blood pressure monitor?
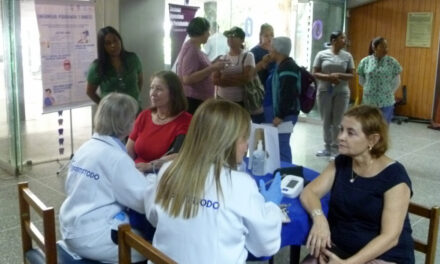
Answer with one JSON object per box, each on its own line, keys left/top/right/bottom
{"left": 281, "top": 175, "right": 304, "bottom": 198}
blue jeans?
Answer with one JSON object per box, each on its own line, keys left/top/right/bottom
{"left": 381, "top": 105, "right": 394, "bottom": 124}
{"left": 279, "top": 114, "right": 298, "bottom": 163}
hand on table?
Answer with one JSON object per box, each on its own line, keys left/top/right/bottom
{"left": 306, "top": 215, "right": 332, "bottom": 258}
{"left": 258, "top": 172, "right": 282, "bottom": 205}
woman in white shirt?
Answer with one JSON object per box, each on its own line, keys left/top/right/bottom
{"left": 213, "top": 26, "right": 255, "bottom": 106}
{"left": 144, "top": 99, "right": 283, "bottom": 264}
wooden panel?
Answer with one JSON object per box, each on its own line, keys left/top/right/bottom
{"left": 348, "top": 0, "right": 439, "bottom": 119}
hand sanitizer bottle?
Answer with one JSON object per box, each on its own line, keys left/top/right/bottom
{"left": 252, "top": 140, "right": 265, "bottom": 176}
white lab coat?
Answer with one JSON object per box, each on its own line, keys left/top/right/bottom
{"left": 59, "top": 134, "right": 150, "bottom": 262}
{"left": 145, "top": 162, "right": 282, "bottom": 264}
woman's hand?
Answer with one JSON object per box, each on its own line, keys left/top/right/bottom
{"left": 306, "top": 215, "right": 332, "bottom": 258}
{"left": 135, "top": 162, "right": 152, "bottom": 173}
{"left": 321, "top": 248, "right": 347, "bottom": 264}
{"left": 272, "top": 117, "right": 282, "bottom": 127}
{"left": 329, "top": 73, "right": 340, "bottom": 84}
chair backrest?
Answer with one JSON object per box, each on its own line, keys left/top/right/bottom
{"left": 118, "top": 224, "right": 177, "bottom": 264}
{"left": 408, "top": 202, "right": 440, "bottom": 264}
{"left": 18, "top": 182, "right": 57, "bottom": 264}
{"left": 395, "top": 85, "right": 407, "bottom": 105}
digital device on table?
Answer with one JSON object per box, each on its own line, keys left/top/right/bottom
{"left": 281, "top": 175, "right": 304, "bottom": 198}
{"left": 273, "top": 166, "right": 311, "bottom": 186}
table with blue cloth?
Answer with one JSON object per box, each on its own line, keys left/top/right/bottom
{"left": 247, "top": 161, "right": 330, "bottom": 264}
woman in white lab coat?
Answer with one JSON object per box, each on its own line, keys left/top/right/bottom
{"left": 59, "top": 93, "right": 151, "bottom": 263}
{"left": 144, "top": 99, "right": 283, "bottom": 264}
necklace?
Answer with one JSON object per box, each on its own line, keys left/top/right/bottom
{"left": 156, "top": 113, "right": 168, "bottom": 121}
{"left": 350, "top": 158, "right": 374, "bottom": 183}
{"left": 350, "top": 169, "right": 357, "bottom": 183}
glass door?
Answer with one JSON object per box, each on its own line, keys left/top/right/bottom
{"left": 1, "top": 0, "right": 22, "bottom": 174}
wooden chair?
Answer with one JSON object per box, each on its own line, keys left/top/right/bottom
{"left": 118, "top": 224, "right": 177, "bottom": 264}
{"left": 18, "top": 181, "right": 57, "bottom": 264}
{"left": 408, "top": 202, "right": 440, "bottom": 264}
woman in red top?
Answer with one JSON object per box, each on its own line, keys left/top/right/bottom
{"left": 127, "top": 71, "right": 192, "bottom": 173}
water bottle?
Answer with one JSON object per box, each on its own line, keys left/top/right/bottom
{"left": 252, "top": 140, "right": 265, "bottom": 176}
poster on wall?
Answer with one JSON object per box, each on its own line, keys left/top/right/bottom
{"left": 406, "top": 12, "right": 433, "bottom": 48}
{"left": 169, "top": 4, "right": 199, "bottom": 67}
{"left": 35, "top": 0, "right": 96, "bottom": 113}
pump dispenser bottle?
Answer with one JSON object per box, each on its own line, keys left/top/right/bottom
{"left": 252, "top": 140, "right": 265, "bottom": 176}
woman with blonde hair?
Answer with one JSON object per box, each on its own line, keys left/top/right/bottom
{"left": 144, "top": 99, "right": 283, "bottom": 264}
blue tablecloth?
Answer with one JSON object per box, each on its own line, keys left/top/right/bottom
{"left": 247, "top": 161, "right": 330, "bottom": 261}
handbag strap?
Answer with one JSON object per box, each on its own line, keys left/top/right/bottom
{"left": 241, "top": 52, "right": 249, "bottom": 70}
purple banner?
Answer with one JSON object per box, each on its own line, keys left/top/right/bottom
{"left": 169, "top": 4, "right": 199, "bottom": 66}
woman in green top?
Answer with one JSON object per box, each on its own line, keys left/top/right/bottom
{"left": 357, "top": 37, "right": 402, "bottom": 123}
{"left": 86, "top": 26, "right": 143, "bottom": 105}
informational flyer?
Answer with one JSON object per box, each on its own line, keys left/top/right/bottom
{"left": 35, "top": 0, "right": 96, "bottom": 113}
{"left": 406, "top": 12, "right": 433, "bottom": 48}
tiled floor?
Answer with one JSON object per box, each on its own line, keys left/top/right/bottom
{"left": 1, "top": 120, "right": 439, "bottom": 264}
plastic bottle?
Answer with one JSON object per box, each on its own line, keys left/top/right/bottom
{"left": 252, "top": 140, "right": 265, "bottom": 176}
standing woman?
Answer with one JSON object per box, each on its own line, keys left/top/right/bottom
{"left": 313, "top": 31, "right": 355, "bottom": 158}
{"left": 127, "top": 71, "right": 191, "bottom": 173}
{"left": 213, "top": 27, "right": 255, "bottom": 107}
{"left": 86, "top": 26, "right": 143, "bottom": 105}
{"left": 358, "top": 36, "right": 402, "bottom": 123}
{"left": 251, "top": 23, "right": 276, "bottom": 123}
{"left": 177, "top": 17, "right": 225, "bottom": 114}
{"left": 144, "top": 99, "right": 283, "bottom": 264}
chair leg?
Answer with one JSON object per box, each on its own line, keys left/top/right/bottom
{"left": 290, "top": 245, "right": 301, "bottom": 264}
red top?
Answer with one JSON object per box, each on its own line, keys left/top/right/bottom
{"left": 129, "top": 109, "right": 192, "bottom": 163}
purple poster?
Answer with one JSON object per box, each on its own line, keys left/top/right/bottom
{"left": 169, "top": 4, "right": 199, "bottom": 66}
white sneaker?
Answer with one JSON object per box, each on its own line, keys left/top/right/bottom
{"left": 316, "top": 149, "right": 331, "bottom": 157}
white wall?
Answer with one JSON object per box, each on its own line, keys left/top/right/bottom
{"left": 120, "top": 0, "right": 165, "bottom": 108}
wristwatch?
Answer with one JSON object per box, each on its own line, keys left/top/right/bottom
{"left": 311, "top": 209, "right": 323, "bottom": 218}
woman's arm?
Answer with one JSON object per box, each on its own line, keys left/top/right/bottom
{"left": 181, "top": 61, "right": 224, "bottom": 85}
{"left": 327, "top": 183, "right": 411, "bottom": 264}
{"left": 86, "top": 83, "right": 100, "bottom": 104}
{"left": 300, "top": 162, "right": 337, "bottom": 257}
{"left": 255, "top": 54, "right": 273, "bottom": 72}
{"left": 216, "top": 65, "right": 254, "bottom": 86}
{"left": 313, "top": 67, "right": 339, "bottom": 84}
{"left": 392, "top": 74, "right": 401, "bottom": 93}
{"left": 126, "top": 139, "right": 136, "bottom": 160}
{"left": 334, "top": 68, "right": 354, "bottom": 81}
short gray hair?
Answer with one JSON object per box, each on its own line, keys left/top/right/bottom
{"left": 272, "top": 36, "right": 291, "bottom": 57}
{"left": 94, "top": 93, "right": 138, "bottom": 138}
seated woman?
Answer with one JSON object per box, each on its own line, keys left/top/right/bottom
{"left": 300, "top": 105, "right": 414, "bottom": 264}
{"left": 144, "top": 99, "right": 283, "bottom": 264}
{"left": 127, "top": 71, "right": 192, "bottom": 173}
{"left": 59, "top": 93, "right": 152, "bottom": 263}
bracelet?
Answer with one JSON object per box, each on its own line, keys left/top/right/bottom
{"left": 311, "top": 209, "right": 323, "bottom": 218}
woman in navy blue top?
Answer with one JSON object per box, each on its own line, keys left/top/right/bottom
{"left": 300, "top": 105, "right": 414, "bottom": 264}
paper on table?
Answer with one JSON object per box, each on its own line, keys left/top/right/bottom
{"left": 262, "top": 122, "right": 294, "bottom": 134}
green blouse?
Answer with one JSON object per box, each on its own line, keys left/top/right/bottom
{"left": 87, "top": 52, "right": 142, "bottom": 101}
{"left": 357, "top": 55, "right": 402, "bottom": 107}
